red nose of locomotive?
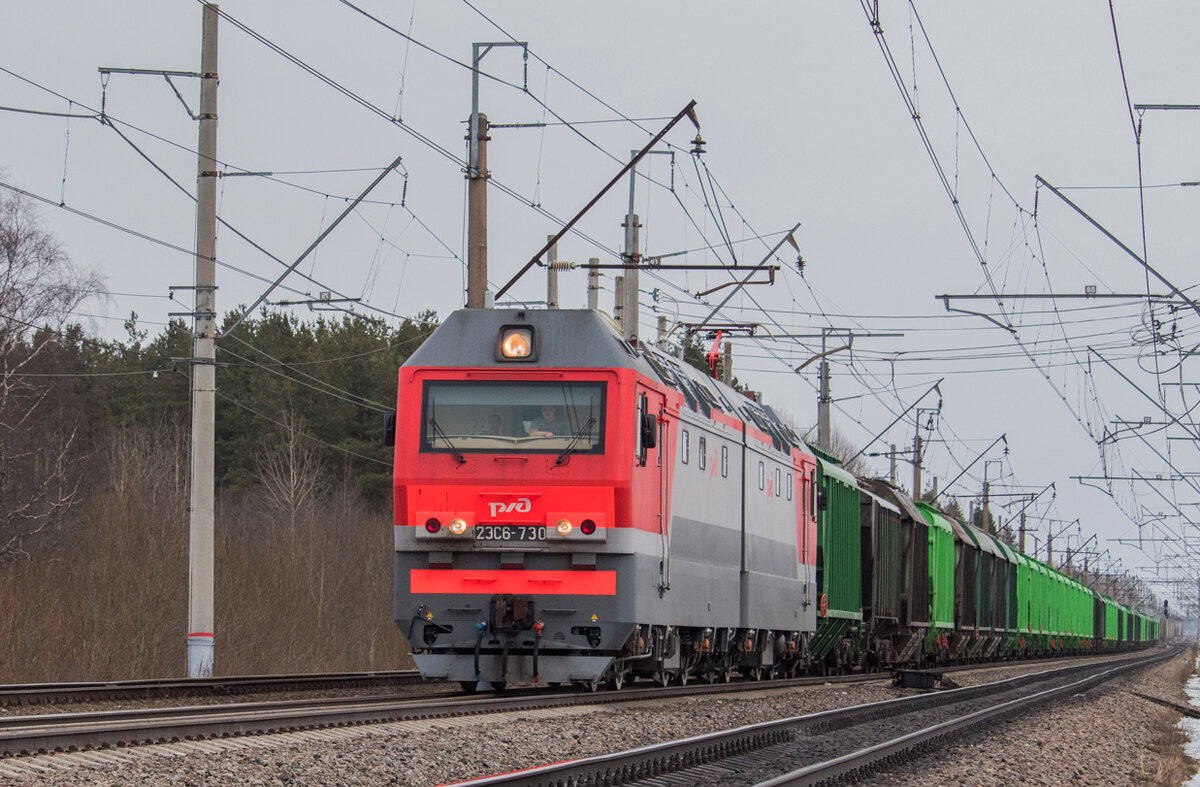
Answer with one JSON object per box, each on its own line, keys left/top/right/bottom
{"left": 392, "top": 309, "right": 649, "bottom": 688}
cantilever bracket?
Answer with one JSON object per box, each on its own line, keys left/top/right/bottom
{"left": 939, "top": 296, "right": 1017, "bottom": 334}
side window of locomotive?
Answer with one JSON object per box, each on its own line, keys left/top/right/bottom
{"left": 775, "top": 468, "right": 782, "bottom": 497}
{"left": 720, "top": 445, "right": 729, "bottom": 478}
{"left": 786, "top": 471, "right": 793, "bottom": 501}
{"left": 758, "top": 461, "right": 765, "bottom": 490}
{"left": 681, "top": 430, "right": 690, "bottom": 464}
{"left": 698, "top": 437, "right": 707, "bottom": 471}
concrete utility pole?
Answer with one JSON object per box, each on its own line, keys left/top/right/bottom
{"left": 981, "top": 482, "right": 990, "bottom": 533}
{"left": 188, "top": 2, "right": 219, "bottom": 679}
{"left": 586, "top": 260, "right": 600, "bottom": 310}
{"left": 808, "top": 327, "right": 902, "bottom": 454}
{"left": 1019, "top": 506, "right": 1027, "bottom": 553}
{"left": 466, "top": 111, "right": 489, "bottom": 308}
{"left": 722, "top": 341, "right": 733, "bottom": 386}
{"left": 622, "top": 204, "right": 640, "bottom": 341}
{"left": 889, "top": 444, "right": 897, "bottom": 485}
{"left": 614, "top": 276, "right": 625, "bottom": 332}
{"left": 818, "top": 330, "right": 832, "bottom": 452}
{"left": 912, "top": 433, "right": 922, "bottom": 501}
{"left": 465, "top": 41, "right": 525, "bottom": 308}
{"left": 545, "top": 235, "right": 558, "bottom": 309}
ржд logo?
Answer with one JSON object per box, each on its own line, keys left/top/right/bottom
{"left": 487, "top": 498, "right": 532, "bottom": 518}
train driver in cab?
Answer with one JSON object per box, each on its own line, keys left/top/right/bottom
{"left": 528, "top": 405, "right": 565, "bottom": 437}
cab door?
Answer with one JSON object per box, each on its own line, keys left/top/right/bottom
{"left": 636, "top": 386, "right": 669, "bottom": 593}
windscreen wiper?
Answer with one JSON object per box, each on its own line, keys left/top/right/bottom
{"left": 429, "top": 418, "right": 466, "bottom": 464}
{"left": 555, "top": 416, "right": 597, "bottom": 466}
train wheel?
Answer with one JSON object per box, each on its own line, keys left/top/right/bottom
{"left": 607, "top": 671, "right": 625, "bottom": 691}
{"left": 676, "top": 669, "right": 690, "bottom": 686}
{"left": 576, "top": 679, "right": 602, "bottom": 693}
{"left": 490, "top": 681, "right": 507, "bottom": 692}
{"left": 459, "top": 681, "right": 478, "bottom": 693}
{"left": 653, "top": 671, "right": 670, "bottom": 688}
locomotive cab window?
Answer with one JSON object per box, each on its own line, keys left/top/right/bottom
{"left": 421, "top": 380, "right": 605, "bottom": 454}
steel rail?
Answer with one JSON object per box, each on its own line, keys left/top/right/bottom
{"left": 0, "top": 669, "right": 899, "bottom": 759}
{"left": 761, "top": 647, "right": 1177, "bottom": 786}
{"left": 447, "top": 648, "right": 1175, "bottom": 786}
{"left": 0, "top": 670, "right": 423, "bottom": 708}
{"left": 0, "top": 651, "right": 1159, "bottom": 762}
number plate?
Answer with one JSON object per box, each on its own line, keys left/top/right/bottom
{"left": 475, "top": 525, "right": 546, "bottom": 542}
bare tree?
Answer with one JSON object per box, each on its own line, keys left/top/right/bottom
{"left": 822, "top": 425, "right": 873, "bottom": 478}
{"left": 255, "top": 408, "right": 327, "bottom": 532}
{"left": 0, "top": 189, "right": 101, "bottom": 560}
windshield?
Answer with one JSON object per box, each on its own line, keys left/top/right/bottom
{"left": 421, "top": 380, "right": 606, "bottom": 455}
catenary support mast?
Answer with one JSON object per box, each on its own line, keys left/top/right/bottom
{"left": 188, "top": 2, "right": 219, "bottom": 678}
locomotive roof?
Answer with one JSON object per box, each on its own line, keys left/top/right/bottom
{"left": 405, "top": 308, "right": 657, "bottom": 372}
{"left": 410, "top": 308, "right": 805, "bottom": 455}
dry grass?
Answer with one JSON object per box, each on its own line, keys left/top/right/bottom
{"left": 216, "top": 487, "right": 413, "bottom": 675}
{"left": 1137, "top": 648, "right": 1199, "bottom": 786}
{"left": 0, "top": 427, "right": 412, "bottom": 683}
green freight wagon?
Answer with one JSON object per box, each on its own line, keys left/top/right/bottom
{"left": 1014, "top": 551, "right": 1032, "bottom": 654}
{"left": 1031, "top": 559, "right": 1051, "bottom": 653}
{"left": 960, "top": 520, "right": 1009, "bottom": 659}
{"left": 1104, "top": 598, "right": 1117, "bottom": 650}
{"left": 859, "top": 485, "right": 902, "bottom": 668}
{"left": 1091, "top": 589, "right": 1105, "bottom": 649}
{"left": 863, "top": 480, "right": 931, "bottom": 667}
{"left": 915, "top": 503, "right": 955, "bottom": 659}
{"left": 980, "top": 529, "right": 1018, "bottom": 658}
{"left": 808, "top": 453, "right": 862, "bottom": 668}
{"left": 946, "top": 518, "right": 980, "bottom": 658}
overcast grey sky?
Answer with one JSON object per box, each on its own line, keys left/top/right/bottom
{"left": 4, "top": 2, "right": 1200, "bottom": 609}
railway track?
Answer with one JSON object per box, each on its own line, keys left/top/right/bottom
{"left": 0, "top": 649, "right": 1115, "bottom": 710}
{"left": 0, "top": 670, "right": 423, "bottom": 708}
{"left": 450, "top": 647, "right": 1180, "bottom": 786}
{"left": 0, "top": 651, "right": 1155, "bottom": 771}
{"left": 0, "top": 670, "right": 889, "bottom": 759}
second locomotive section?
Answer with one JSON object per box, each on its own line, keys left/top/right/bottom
{"left": 393, "top": 308, "right": 819, "bottom": 689}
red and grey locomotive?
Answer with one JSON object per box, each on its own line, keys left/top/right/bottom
{"left": 392, "top": 307, "right": 819, "bottom": 690}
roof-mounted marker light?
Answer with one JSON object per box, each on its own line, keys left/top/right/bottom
{"left": 498, "top": 326, "right": 535, "bottom": 361}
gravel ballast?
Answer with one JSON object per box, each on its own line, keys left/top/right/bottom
{"left": 5, "top": 652, "right": 1193, "bottom": 786}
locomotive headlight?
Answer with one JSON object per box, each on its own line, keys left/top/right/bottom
{"left": 448, "top": 517, "right": 469, "bottom": 535}
{"left": 497, "top": 326, "right": 535, "bottom": 360}
{"left": 556, "top": 519, "right": 573, "bottom": 535}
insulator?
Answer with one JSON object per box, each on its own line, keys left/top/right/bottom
{"left": 548, "top": 260, "right": 576, "bottom": 270}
